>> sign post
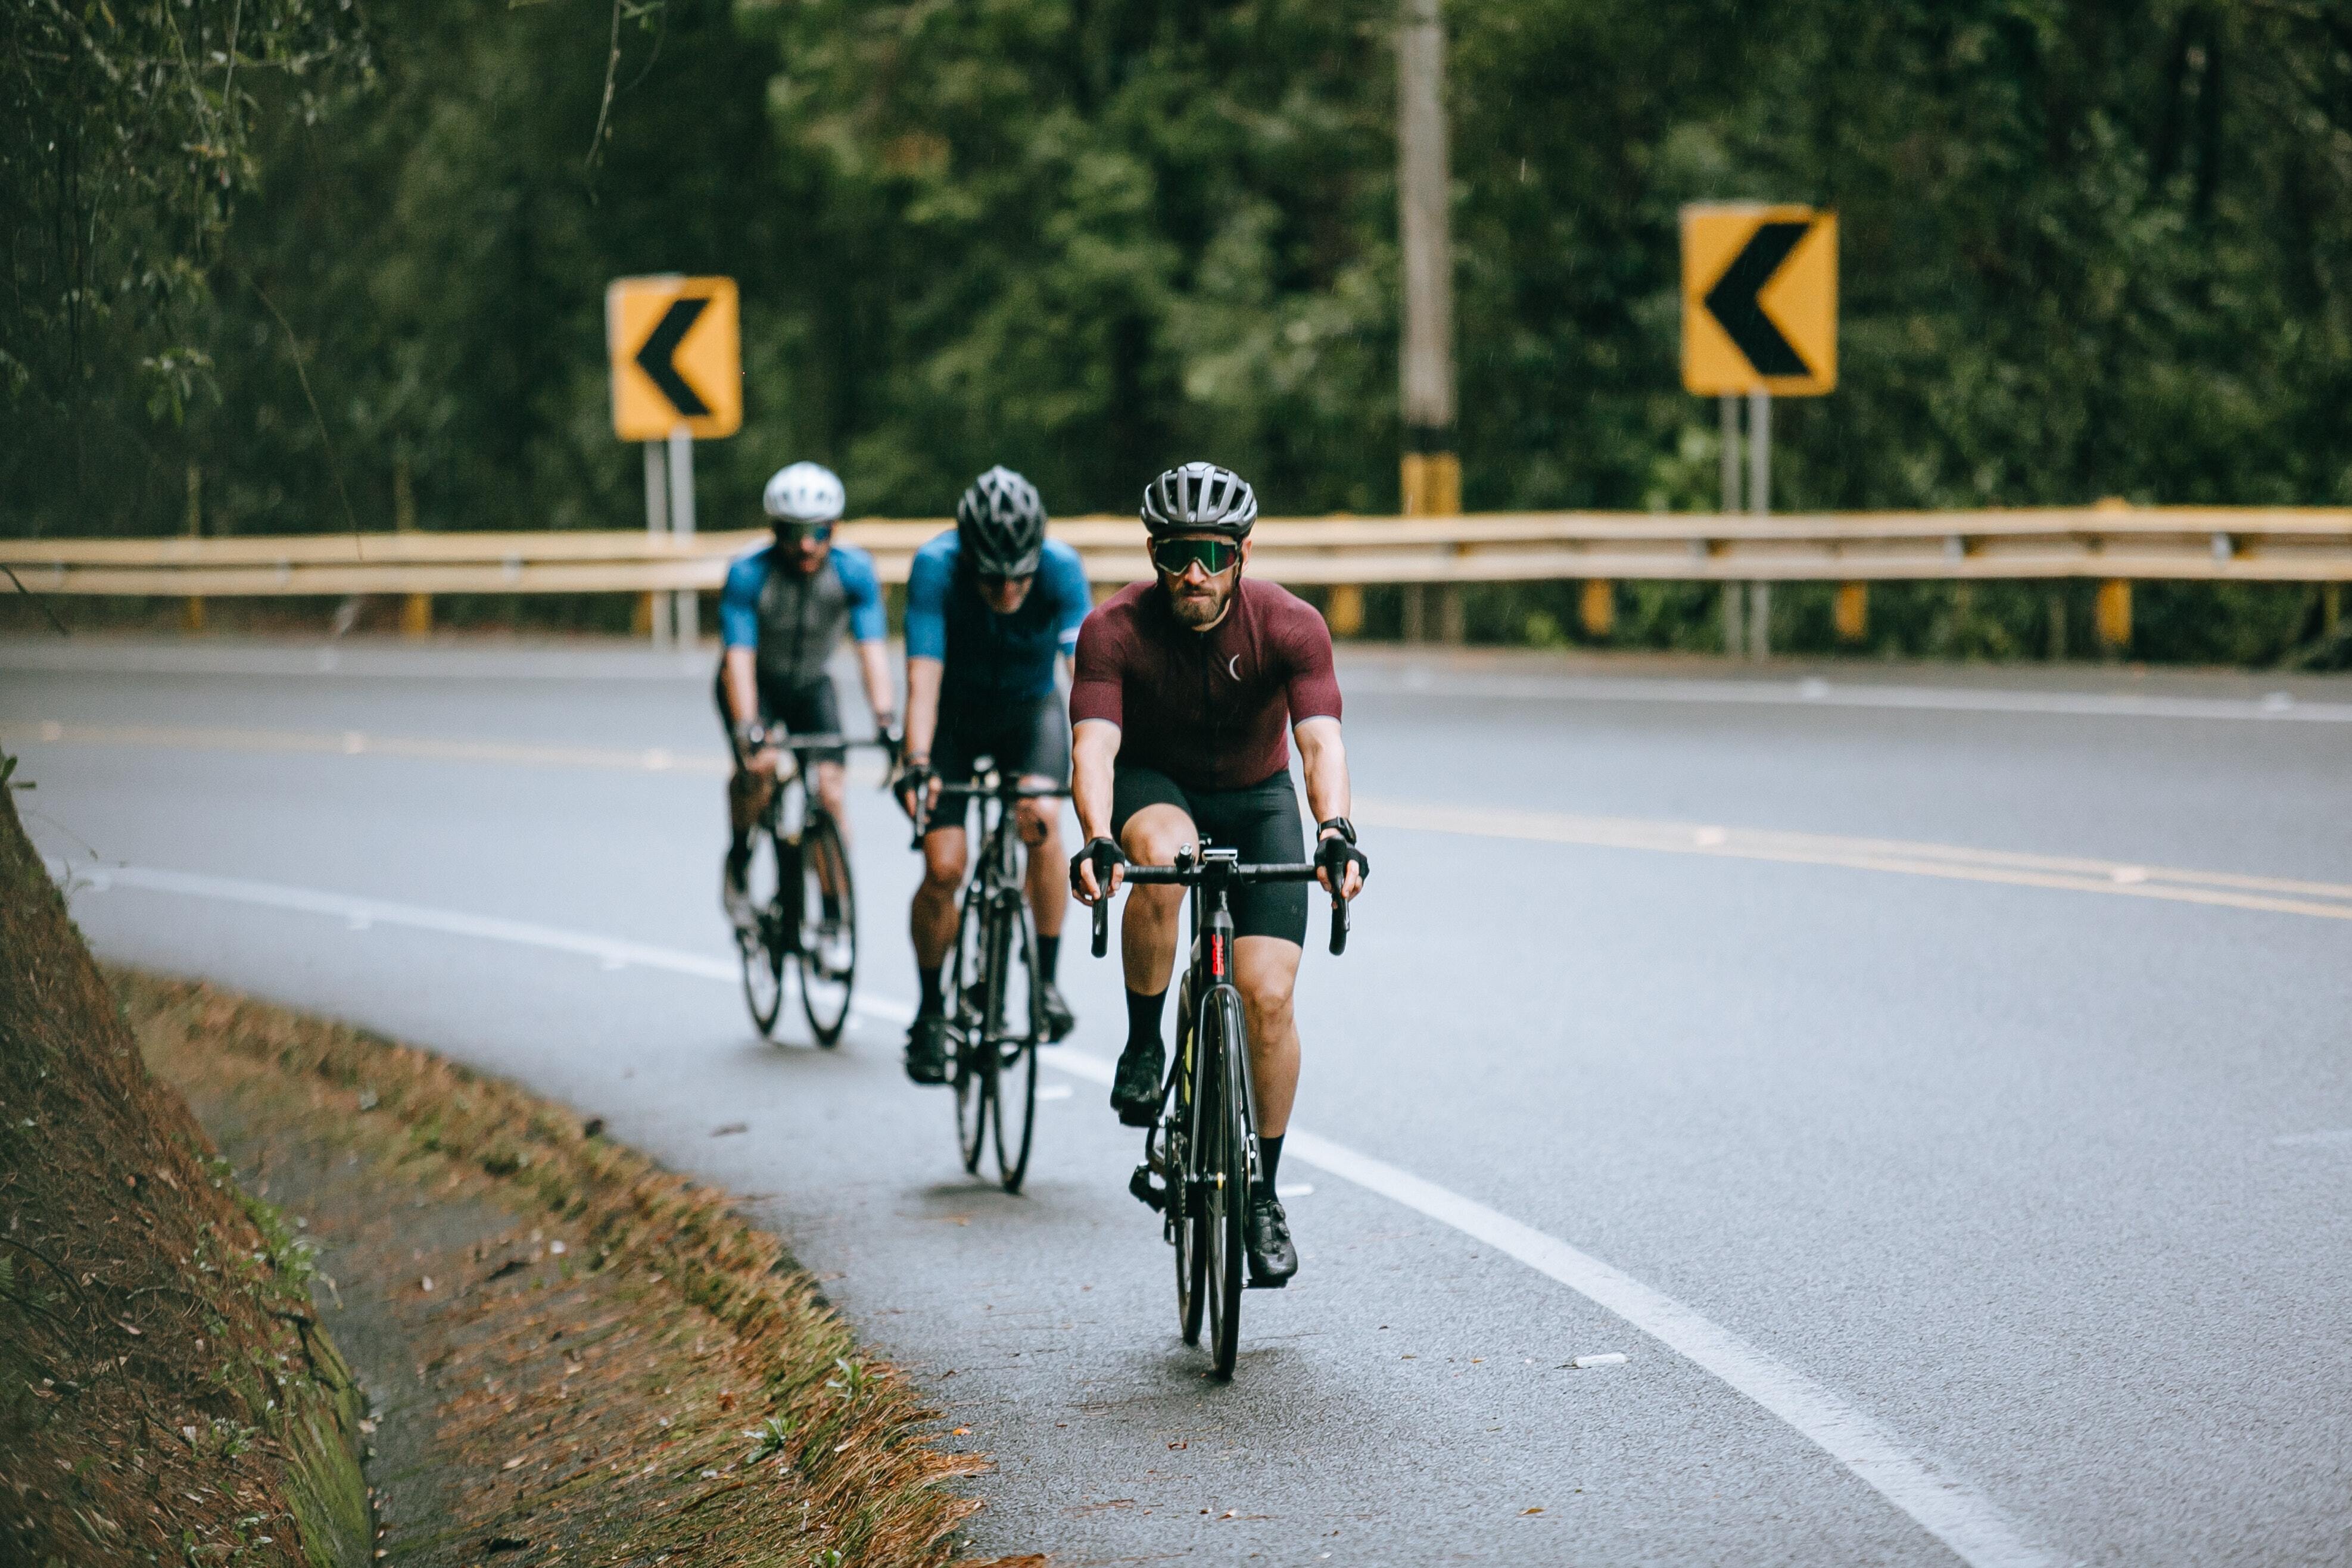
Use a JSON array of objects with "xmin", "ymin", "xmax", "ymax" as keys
[
  {"xmin": 608, "ymin": 275, "xmax": 741, "ymax": 648},
  {"xmin": 1681, "ymin": 204, "xmax": 1836, "ymax": 659}
]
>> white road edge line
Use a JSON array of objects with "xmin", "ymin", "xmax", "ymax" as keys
[{"xmin": 54, "ymin": 858, "xmax": 2054, "ymax": 1568}]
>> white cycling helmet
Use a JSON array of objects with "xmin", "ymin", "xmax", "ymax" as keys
[{"xmin": 762, "ymin": 462, "xmax": 846, "ymax": 525}]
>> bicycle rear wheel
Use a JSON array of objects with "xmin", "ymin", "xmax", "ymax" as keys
[
  {"xmin": 1202, "ymin": 987, "xmax": 1249, "ymax": 1380},
  {"xmin": 737, "ymin": 830, "xmax": 786, "ymax": 1037},
  {"xmin": 990, "ymin": 902, "xmax": 1041, "ymax": 1193},
  {"xmin": 949, "ymin": 881, "xmax": 992, "ymax": 1173},
  {"xmin": 793, "ymin": 811, "xmax": 855, "ymax": 1047}
]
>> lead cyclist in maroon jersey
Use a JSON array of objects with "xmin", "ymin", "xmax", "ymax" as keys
[{"xmin": 1067, "ymin": 462, "xmax": 1369, "ymax": 1286}]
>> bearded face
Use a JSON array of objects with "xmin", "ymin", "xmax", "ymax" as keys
[{"xmin": 1152, "ymin": 534, "xmax": 1246, "ymax": 629}]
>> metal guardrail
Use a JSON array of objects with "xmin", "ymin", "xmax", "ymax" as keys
[{"xmin": 4, "ymin": 507, "xmax": 2350, "ymax": 596}]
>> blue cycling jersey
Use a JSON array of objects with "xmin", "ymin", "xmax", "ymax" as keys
[
  {"xmin": 718, "ymin": 541, "xmax": 885, "ymax": 690},
  {"xmin": 904, "ymin": 532, "xmax": 1091, "ymax": 702}
]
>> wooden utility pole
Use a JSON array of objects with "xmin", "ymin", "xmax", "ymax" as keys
[{"xmin": 1387, "ymin": 0, "xmax": 1461, "ymax": 642}]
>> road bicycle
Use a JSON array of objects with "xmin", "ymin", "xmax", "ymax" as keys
[
  {"xmin": 1089, "ymin": 843, "xmax": 1348, "ymax": 1380},
  {"xmin": 914, "ymin": 765, "xmax": 1068, "ymax": 1193},
  {"xmin": 736, "ymin": 733, "xmax": 893, "ymax": 1048}
]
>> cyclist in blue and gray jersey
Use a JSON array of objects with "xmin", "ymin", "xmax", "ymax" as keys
[
  {"xmin": 894, "ymin": 466, "xmax": 1091, "ymax": 1084},
  {"xmin": 718, "ymin": 462, "xmax": 898, "ymax": 946}
]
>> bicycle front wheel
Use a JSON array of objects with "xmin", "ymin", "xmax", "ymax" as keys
[
  {"xmin": 737, "ymin": 830, "xmax": 786, "ymax": 1037},
  {"xmin": 793, "ymin": 811, "xmax": 855, "ymax": 1048},
  {"xmin": 949, "ymin": 881, "xmax": 992, "ymax": 1173},
  {"xmin": 1173, "ymin": 997, "xmax": 1206, "ymax": 1347},
  {"xmin": 1202, "ymin": 987, "xmax": 1250, "ymax": 1380},
  {"xmin": 990, "ymin": 902, "xmax": 1041, "ymax": 1193}
]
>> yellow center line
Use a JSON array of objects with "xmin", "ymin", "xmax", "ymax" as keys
[
  {"xmin": 11, "ymin": 720, "xmax": 2345, "ymax": 922},
  {"xmin": 1353, "ymin": 798, "xmax": 2352, "ymax": 921}
]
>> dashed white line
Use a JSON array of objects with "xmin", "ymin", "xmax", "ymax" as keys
[{"xmin": 58, "ymin": 858, "xmax": 2057, "ymax": 1568}]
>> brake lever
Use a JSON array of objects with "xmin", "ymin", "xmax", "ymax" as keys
[
  {"xmin": 1329, "ymin": 893, "xmax": 1350, "ymax": 957},
  {"xmin": 1091, "ymin": 893, "xmax": 1111, "ymax": 958}
]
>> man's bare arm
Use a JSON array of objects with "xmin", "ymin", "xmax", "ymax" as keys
[
  {"xmin": 1295, "ymin": 716, "xmax": 1362, "ymax": 899},
  {"xmin": 903, "ymin": 657, "xmax": 943, "ymax": 762},
  {"xmin": 856, "ymin": 639, "xmax": 896, "ymax": 730},
  {"xmin": 722, "ymin": 646, "xmax": 761, "ymax": 730},
  {"xmin": 1070, "ymin": 718, "xmax": 1123, "ymax": 901}
]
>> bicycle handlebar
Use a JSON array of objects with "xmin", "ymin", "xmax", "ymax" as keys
[
  {"xmin": 905, "ymin": 776, "xmax": 1069, "ymax": 846},
  {"xmin": 1087, "ymin": 859, "xmax": 1352, "ymax": 958}
]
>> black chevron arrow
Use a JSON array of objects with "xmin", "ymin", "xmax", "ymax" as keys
[
  {"xmin": 1702, "ymin": 220, "xmax": 1813, "ymax": 379},
  {"xmin": 634, "ymin": 296, "xmax": 711, "ymax": 417}
]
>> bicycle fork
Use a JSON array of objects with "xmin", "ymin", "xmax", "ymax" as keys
[{"xmin": 1129, "ymin": 899, "xmax": 1261, "ymax": 1226}]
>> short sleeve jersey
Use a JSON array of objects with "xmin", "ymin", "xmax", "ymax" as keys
[
  {"xmin": 1069, "ymin": 577, "xmax": 1342, "ymax": 791},
  {"xmin": 719, "ymin": 541, "xmax": 885, "ymax": 691},
  {"xmin": 903, "ymin": 533, "xmax": 1091, "ymax": 703}
]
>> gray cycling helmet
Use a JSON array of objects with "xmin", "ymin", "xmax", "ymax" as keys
[
  {"xmin": 955, "ymin": 465, "xmax": 1047, "ymax": 576},
  {"xmin": 1141, "ymin": 461, "xmax": 1257, "ymax": 540}
]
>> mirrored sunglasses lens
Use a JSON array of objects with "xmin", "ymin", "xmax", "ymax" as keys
[{"xmin": 1155, "ymin": 540, "xmax": 1233, "ymax": 573}]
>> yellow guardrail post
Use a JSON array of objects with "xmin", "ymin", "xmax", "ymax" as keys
[
  {"xmin": 2093, "ymin": 497, "xmax": 2132, "ymax": 654},
  {"xmin": 2095, "ymin": 578, "xmax": 2133, "ymax": 652},
  {"xmin": 1833, "ymin": 581, "xmax": 1867, "ymax": 643},
  {"xmin": 395, "ymin": 451, "xmax": 432, "ymax": 638},
  {"xmin": 1579, "ymin": 576, "xmax": 1614, "ymax": 639},
  {"xmin": 182, "ymin": 466, "xmax": 205, "ymax": 633}
]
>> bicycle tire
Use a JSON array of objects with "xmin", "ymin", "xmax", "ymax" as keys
[
  {"xmin": 1173, "ymin": 991, "xmax": 1207, "ymax": 1347},
  {"xmin": 793, "ymin": 811, "xmax": 855, "ymax": 1048},
  {"xmin": 1202, "ymin": 988, "xmax": 1250, "ymax": 1379},
  {"xmin": 738, "ymin": 829, "xmax": 786, "ymax": 1037},
  {"xmin": 950, "ymin": 879, "xmax": 992, "ymax": 1173},
  {"xmin": 991, "ymin": 901, "xmax": 1041, "ymax": 1193}
]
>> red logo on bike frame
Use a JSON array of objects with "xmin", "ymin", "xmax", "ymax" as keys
[{"xmin": 1209, "ymin": 933, "xmax": 1228, "ymax": 978}]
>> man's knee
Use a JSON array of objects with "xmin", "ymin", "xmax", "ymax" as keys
[
  {"xmin": 921, "ymin": 839, "xmax": 967, "ymax": 894},
  {"xmin": 730, "ymin": 771, "xmax": 772, "ymax": 818},
  {"xmin": 1239, "ymin": 971, "xmax": 1295, "ymax": 1030},
  {"xmin": 1120, "ymin": 809, "xmax": 1195, "ymax": 868}
]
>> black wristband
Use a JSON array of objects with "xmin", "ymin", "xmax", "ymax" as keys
[{"xmin": 1316, "ymin": 816, "xmax": 1357, "ymax": 844}]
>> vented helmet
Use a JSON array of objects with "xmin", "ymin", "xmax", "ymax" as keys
[
  {"xmin": 1141, "ymin": 462, "xmax": 1257, "ymax": 540},
  {"xmin": 762, "ymin": 462, "xmax": 846, "ymax": 525},
  {"xmin": 955, "ymin": 466, "xmax": 1048, "ymax": 576}
]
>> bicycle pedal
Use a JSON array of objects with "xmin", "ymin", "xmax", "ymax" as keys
[{"xmin": 1127, "ymin": 1165, "xmax": 1167, "ymax": 1212}]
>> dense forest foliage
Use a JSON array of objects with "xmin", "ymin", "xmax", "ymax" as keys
[{"xmin": 6, "ymin": 0, "xmax": 2350, "ymax": 662}]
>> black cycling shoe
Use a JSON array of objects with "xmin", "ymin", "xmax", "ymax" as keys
[
  {"xmin": 1110, "ymin": 1038, "xmax": 1164, "ymax": 1127},
  {"xmin": 1038, "ymin": 979, "xmax": 1076, "ymax": 1042},
  {"xmin": 1245, "ymin": 1193, "xmax": 1298, "ymax": 1287},
  {"xmin": 904, "ymin": 1014, "xmax": 950, "ymax": 1086}
]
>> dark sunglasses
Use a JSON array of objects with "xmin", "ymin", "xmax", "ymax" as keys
[
  {"xmin": 777, "ymin": 521, "xmax": 834, "ymax": 544},
  {"xmin": 1151, "ymin": 538, "xmax": 1239, "ymax": 576},
  {"xmin": 977, "ymin": 569, "xmax": 1035, "ymax": 590}
]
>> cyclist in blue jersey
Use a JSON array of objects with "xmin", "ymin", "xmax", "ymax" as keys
[
  {"xmin": 894, "ymin": 466, "xmax": 1092, "ymax": 1084},
  {"xmin": 718, "ymin": 462, "xmax": 898, "ymax": 952}
]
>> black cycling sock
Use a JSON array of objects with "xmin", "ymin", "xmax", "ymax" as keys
[
  {"xmin": 918, "ymin": 965, "xmax": 945, "ymax": 1017},
  {"xmin": 1257, "ymin": 1134, "xmax": 1285, "ymax": 1201},
  {"xmin": 821, "ymin": 891, "xmax": 842, "ymax": 923},
  {"xmin": 726, "ymin": 833, "xmax": 750, "ymax": 871},
  {"xmin": 1124, "ymin": 987, "xmax": 1167, "ymax": 1052},
  {"xmin": 1035, "ymin": 934, "xmax": 1060, "ymax": 984}
]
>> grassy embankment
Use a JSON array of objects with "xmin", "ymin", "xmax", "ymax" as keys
[{"xmin": 4, "ymin": 770, "xmax": 1002, "ymax": 1564}]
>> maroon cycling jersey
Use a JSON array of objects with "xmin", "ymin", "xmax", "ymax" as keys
[{"xmin": 1070, "ymin": 576, "xmax": 1342, "ymax": 791}]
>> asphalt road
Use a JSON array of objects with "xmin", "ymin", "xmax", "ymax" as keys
[{"xmin": 6, "ymin": 635, "xmax": 2350, "ymax": 1567}]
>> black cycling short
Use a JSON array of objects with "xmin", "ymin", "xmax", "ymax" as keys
[
  {"xmin": 1110, "ymin": 764, "xmax": 1307, "ymax": 944},
  {"xmin": 711, "ymin": 665, "xmax": 845, "ymax": 767},
  {"xmin": 924, "ymin": 690, "xmax": 1071, "ymax": 837}
]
